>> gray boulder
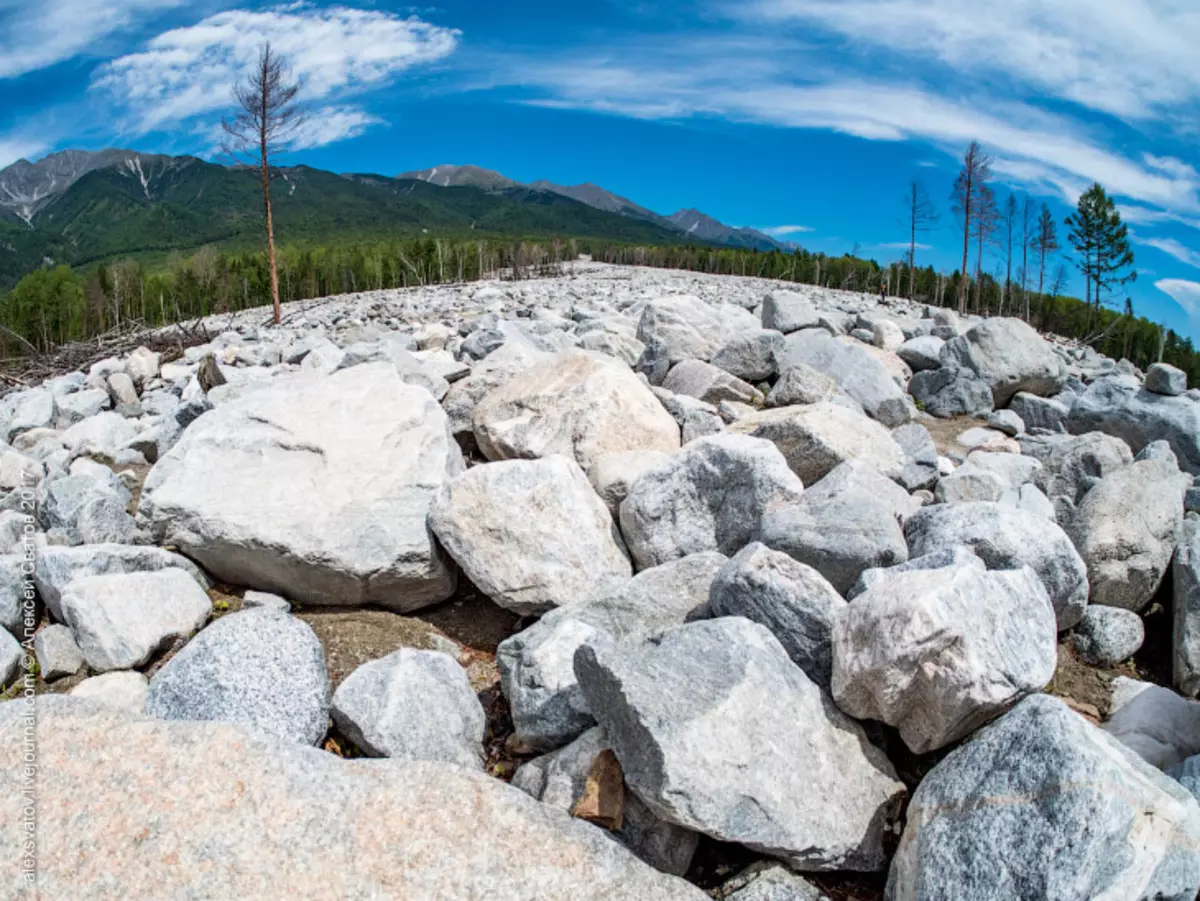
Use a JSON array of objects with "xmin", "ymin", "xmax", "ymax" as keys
[
  {"xmin": 711, "ymin": 329, "xmax": 785, "ymax": 382},
  {"xmin": 1010, "ymin": 391, "xmax": 1069, "ymax": 432},
  {"xmin": 766, "ymin": 364, "xmax": 841, "ymax": 408},
  {"xmin": 0, "ymin": 627, "xmax": 23, "ymax": 686},
  {"xmin": 33, "ymin": 624, "xmax": 84, "ymax": 681},
  {"xmin": 908, "ymin": 367, "xmax": 994, "ymax": 418},
  {"xmin": 718, "ymin": 863, "xmax": 828, "ymax": 901},
  {"xmin": 1026, "ymin": 431, "xmax": 1134, "ymax": 510},
  {"xmin": 892, "ymin": 422, "xmax": 939, "ymax": 492},
  {"xmin": 662, "ymin": 360, "xmax": 763, "ymax": 406},
  {"xmin": 498, "ymin": 554, "xmax": 726, "ymax": 751},
  {"xmin": 1072, "ymin": 605, "xmax": 1145, "ymax": 667},
  {"xmin": 940, "ymin": 318, "xmax": 1067, "ymax": 407},
  {"xmin": 636, "ymin": 295, "xmax": 755, "ymax": 382},
  {"xmin": 1147, "ymin": 362, "xmax": 1189, "ymax": 397},
  {"xmin": 905, "ymin": 502, "xmax": 1089, "ymax": 630},
  {"xmin": 145, "ymin": 608, "xmax": 330, "ymax": 745},
  {"xmin": 142, "ymin": 363, "xmax": 463, "ymax": 611},
  {"xmin": 761, "ymin": 291, "xmax": 820, "ymax": 334},
  {"xmin": 69, "ymin": 670, "xmax": 148, "ymax": 713},
  {"xmin": 1177, "ymin": 519, "xmax": 1200, "ymax": 697},
  {"xmin": 331, "ymin": 649, "xmax": 485, "ymax": 768},
  {"xmin": 706, "ymin": 542, "xmax": 845, "ymax": 689},
  {"xmin": 848, "ymin": 545, "xmax": 981, "ymax": 600},
  {"xmin": 1068, "ymin": 376, "xmax": 1200, "ymax": 475},
  {"xmin": 619, "ymin": 434, "xmax": 804, "ymax": 570},
  {"xmin": 0, "ymin": 699, "xmax": 707, "ymax": 900},
  {"xmin": 887, "ymin": 694, "xmax": 1200, "ymax": 901},
  {"xmin": 1068, "ymin": 459, "xmax": 1190, "ymax": 611},
  {"xmin": 575, "ymin": 618, "xmax": 906, "ymax": 871},
  {"xmin": 588, "ymin": 450, "xmax": 673, "ymax": 517},
  {"xmin": 431, "ymin": 456, "xmax": 631, "ymax": 615},
  {"xmin": 986, "ymin": 409, "xmax": 1024, "ymax": 436},
  {"xmin": 60, "ymin": 570, "xmax": 212, "ymax": 672},
  {"xmin": 53, "ymin": 388, "xmax": 112, "ymax": 428},
  {"xmin": 651, "ymin": 387, "xmax": 725, "ymax": 443},
  {"xmin": 776, "ymin": 330, "xmax": 912, "ymax": 427},
  {"xmin": 897, "ymin": 336, "xmax": 945, "ymax": 372},
  {"xmin": 833, "ymin": 559, "xmax": 1057, "ymax": 753}
]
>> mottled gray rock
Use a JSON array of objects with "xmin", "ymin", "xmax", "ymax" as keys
[
  {"xmin": 777, "ymin": 329, "xmax": 913, "ymax": 427},
  {"xmin": 1136, "ymin": 438, "xmax": 1180, "ymax": 467},
  {"xmin": 760, "ymin": 463, "xmax": 911, "ymax": 595},
  {"xmin": 986, "ymin": 409, "xmax": 1024, "ymax": 436},
  {"xmin": 6, "ymin": 387, "xmax": 55, "ymax": 441},
  {"xmin": 1147, "ymin": 362, "xmax": 1189, "ymax": 397},
  {"xmin": 636, "ymin": 295, "xmax": 755, "ymax": 382},
  {"xmin": 663, "ymin": 360, "xmax": 763, "ymax": 406},
  {"xmin": 707, "ymin": 542, "xmax": 845, "ymax": 689},
  {"xmin": 0, "ymin": 627, "xmax": 20, "ymax": 686},
  {"xmin": 69, "ymin": 670, "xmax": 149, "ymax": 712},
  {"xmin": 498, "ymin": 554, "xmax": 726, "ymax": 751},
  {"xmin": 896, "ymin": 336, "xmax": 945, "ymax": 372},
  {"xmin": 146, "ymin": 608, "xmax": 329, "ymax": 745},
  {"xmin": 761, "ymin": 290, "xmax": 820, "ymax": 334},
  {"xmin": 718, "ymin": 863, "xmax": 828, "ymax": 901},
  {"xmin": 0, "ymin": 699, "xmax": 707, "ymax": 900},
  {"xmin": 60, "ymin": 569, "xmax": 212, "ymax": 672},
  {"xmin": 888, "ymin": 694, "xmax": 1200, "ymax": 901},
  {"xmin": 711, "ymin": 329, "xmax": 785, "ymax": 382},
  {"xmin": 1176, "ymin": 519, "xmax": 1200, "ymax": 697},
  {"xmin": 766, "ymin": 363, "xmax": 840, "ymax": 407},
  {"xmin": 848, "ymin": 545, "xmax": 981, "ymax": 600},
  {"xmin": 1105, "ymin": 677, "xmax": 1200, "ymax": 769},
  {"xmin": 729, "ymin": 402, "xmax": 905, "ymax": 486},
  {"xmin": 473, "ymin": 351, "xmax": 680, "ymax": 471},
  {"xmin": 242, "ymin": 589, "xmax": 290, "ymax": 611},
  {"xmin": 33, "ymin": 624, "xmax": 84, "ymax": 681},
  {"xmin": 892, "ymin": 422, "xmax": 939, "ymax": 491},
  {"xmin": 431, "ymin": 456, "xmax": 631, "ymax": 615},
  {"xmin": 1072, "ymin": 605, "xmax": 1145, "ymax": 667},
  {"xmin": 905, "ymin": 502, "xmax": 1089, "ymax": 630},
  {"xmin": 934, "ymin": 468, "xmax": 1006, "ymax": 504},
  {"xmin": 0, "ymin": 556, "xmax": 32, "ymax": 636},
  {"xmin": 652, "ymin": 387, "xmax": 725, "ymax": 443},
  {"xmin": 331, "ymin": 649, "xmax": 485, "ymax": 768},
  {"xmin": 443, "ymin": 341, "xmax": 546, "ymax": 438},
  {"xmin": 576, "ymin": 618, "xmax": 906, "ymax": 871},
  {"xmin": 833, "ymin": 561, "xmax": 1057, "ymax": 753},
  {"xmin": 908, "ymin": 367, "xmax": 994, "ymax": 418},
  {"xmin": 1068, "ymin": 376, "xmax": 1200, "ymax": 475},
  {"xmin": 53, "ymin": 388, "xmax": 112, "ymax": 428},
  {"xmin": 1025, "ymin": 430, "xmax": 1134, "ymax": 512},
  {"xmin": 513, "ymin": 727, "xmax": 700, "ymax": 876},
  {"xmin": 1009, "ymin": 391, "xmax": 1069, "ymax": 432},
  {"xmin": 940, "ymin": 318, "xmax": 1067, "ymax": 407},
  {"xmin": 142, "ymin": 363, "xmax": 463, "ymax": 611},
  {"xmin": 619, "ymin": 433, "xmax": 804, "ymax": 569},
  {"xmin": 1068, "ymin": 459, "xmax": 1190, "ymax": 611}
]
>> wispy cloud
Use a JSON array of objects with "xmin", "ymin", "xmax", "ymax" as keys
[
  {"xmin": 878, "ymin": 242, "xmax": 931, "ymax": 250},
  {"xmin": 1139, "ymin": 235, "xmax": 1200, "ymax": 269},
  {"xmin": 761, "ymin": 224, "xmax": 812, "ymax": 236},
  {"xmin": 1157, "ymin": 278, "xmax": 1200, "ymax": 319},
  {"xmin": 0, "ymin": 133, "xmax": 51, "ymax": 169},
  {"xmin": 93, "ymin": 5, "xmax": 460, "ymax": 146}
]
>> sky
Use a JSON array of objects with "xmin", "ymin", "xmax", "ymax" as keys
[{"xmin": 2, "ymin": 1, "xmax": 1200, "ymax": 341}]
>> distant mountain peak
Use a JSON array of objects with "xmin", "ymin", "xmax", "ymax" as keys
[{"xmin": 396, "ymin": 164, "xmax": 519, "ymax": 191}]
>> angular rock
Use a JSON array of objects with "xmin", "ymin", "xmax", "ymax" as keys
[
  {"xmin": 1068, "ymin": 459, "xmax": 1190, "ymax": 611},
  {"xmin": 142, "ymin": 363, "xmax": 463, "ymax": 611},
  {"xmin": 832, "ymin": 561, "xmax": 1057, "ymax": 753},
  {"xmin": 619, "ymin": 434, "xmax": 804, "ymax": 570},
  {"xmin": 986, "ymin": 409, "xmax": 1024, "ymax": 436},
  {"xmin": 766, "ymin": 363, "xmax": 840, "ymax": 408},
  {"xmin": 707, "ymin": 542, "xmax": 846, "ymax": 689},
  {"xmin": 1009, "ymin": 391, "xmax": 1069, "ymax": 432},
  {"xmin": 888, "ymin": 694, "xmax": 1200, "ymax": 901},
  {"xmin": 61, "ymin": 569, "xmax": 212, "ymax": 672},
  {"xmin": 145, "ymin": 607, "xmax": 329, "ymax": 745},
  {"xmin": 1176, "ymin": 519, "xmax": 1200, "ymax": 697},
  {"xmin": 662, "ymin": 359, "xmax": 763, "ymax": 406},
  {"xmin": 940, "ymin": 318, "xmax": 1067, "ymax": 407},
  {"xmin": 1072, "ymin": 605, "xmax": 1145, "ymax": 667},
  {"xmin": 331, "ymin": 649, "xmax": 485, "ymax": 768},
  {"xmin": 892, "ymin": 422, "xmax": 939, "ymax": 492},
  {"xmin": 0, "ymin": 627, "xmax": 20, "ymax": 686},
  {"xmin": 1068, "ymin": 375, "xmax": 1200, "ymax": 475},
  {"xmin": 69, "ymin": 670, "xmax": 149, "ymax": 712},
  {"xmin": 1026, "ymin": 431, "xmax": 1133, "ymax": 509},
  {"xmin": 53, "ymin": 388, "xmax": 112, "ymax": 428},
  {"xmin": 33, "ymin": 623, "xmax": 84, "ymax": 681},
  {"xmin": 0, "ymin": 699, "xmax": 707, "ymax": 900},
  {"xmin": 652, "ymin": 388, "xmax": 725, "ymax": 443},
  {"xmin": 777, "ymin": 329, "xmax": 912, "ymax": 427},
  {"xmin": 718, "ymin": 862, "xmax": 827, "ymax": 901},
  {"xmin": 1147, "ymin": 362, "xmax": 1189, "ymax": 397},
  {"xmin": 636, "ymin": 295, "xmax": 754, "ymax": 381},
  {"xmin": 711, "ymin": 329, "xmax": 785, "ymax": 382},
  {"xmin": 908, "ymin": 367, "xmax": 994, "ymax": 418},
  {"xmin": 575, "ymin": 618, "xmax": 906, "ymax": 871},
  {"xmin": 473, "ymin": 351, "xmax": 680, "ymax": 470},
  {"xmin": 588, "ymin": 451, "xmax": 673, "ymax": 516},
  {"xmin": 896, "ymin": 336, "xmax": 944, "ymax": 372},
  {"xmin": 431, "ymin": 456, "xmax": 631, "ymax": 615},
  {"xmin": 761, "ymin": 290, "xmax": 820, "ymax": 334},
  {"xmin": 905, "ymin": 502, "xmax": 1089, "ymax": 630},
  {"xmin": 729, "ymin": 401, "xmax": 905, "ymax": 485},
  {"xmin": 1105, "ymin": 677, "xmax": 1200, "ymax": 769}
]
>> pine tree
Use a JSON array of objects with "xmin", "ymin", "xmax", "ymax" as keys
[{"xmin": 1066, "ymin": 183, "xmax": 1135, "ymax": 332}]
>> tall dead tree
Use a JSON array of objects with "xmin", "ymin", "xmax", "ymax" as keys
[
  {"xmin": 1002, "ymin": 193, "xmax": 1017, "ymax": 315},
  {"xmin": 903, "ymin": 180, "xmax": 938, "ymax": 300},
  {"xmin": 223, "ymin": 43, "xmax": 305, "ymax": 324},
  {"xmin": 951, "ymin": 141, "xmax": 994, "ymax": 315},
  {"xmin": 972, "ymin": 183, "xmax": 999, "ymax": 313},
  {"xmin": 1020, "ymin": 196, "xmax": 1035, "ymax": 320}
]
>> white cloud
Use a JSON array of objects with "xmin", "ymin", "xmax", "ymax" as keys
[
  {"xmin": 761, "ymin": 224, "xmax": 812, "ymax": 236},
  {"xmin": 1140, "ymin": 236, "xmax": 1200, "ymax": 269},
  {"xmin": 878, "ymin": 242, "xmax": 932, "ymax": 250},
  {"xmin": 286, "ymin": 106, "xmax": 384, "ymax": 150},
  {"xmin": 1157, "ymin": 278, "xmax": 1200, "ymax": 319},
  {"xmin": 0, "ymin": 0, "xmax": 189, "ymax": 78},
  {"xmin": 94, "ymin": 5, "xmax": 460, "ymax": 139},
  {"xmin": 0, "ymin": 134, "xmax": 51, "ymax": 169}
]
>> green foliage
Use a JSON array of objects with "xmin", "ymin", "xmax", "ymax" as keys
[{"xmin": 1066, "ymin": 183, "xmax": 1136, "ymax": 324}]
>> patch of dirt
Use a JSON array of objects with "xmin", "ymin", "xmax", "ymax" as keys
[{"xmin": 916, "ymin": 412, "xmax": 988, "ymax": 457}]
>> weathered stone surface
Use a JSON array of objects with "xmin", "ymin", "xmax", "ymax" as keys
[
  {"xmin": 760, "ymin": 463, "xmax": 911, "ymax": 595},
  {"xmin": 576, "ymin": 618, "xmax": 906, "ymax": 871},
  {"xmin": 513, "ymin": 726, "xmax": 700, "ymax": 876},
  {"xmin": 60, "ymin": 569, "xmax": 212, "ymax": 672},
  {"xmin": 711, "ymin": 329, "xmax": 785, "ymax": 382},
  {"xmin": 777, "ymin": 329, "xmax": 912, "ymax": 427},
  {"xmin": 443, "ymin": 341, "xmax": 547, "ymax": 438},
  {"xmin": 729, "ymin": 401, "xmax": 905, "ymax": 485},
  {"xmin": 662, "ymin": 359, "xmax": 763, "ymax": 406},
  {"xmin": 1010, "ymin": 391, "xmax": 1069, "ymax": 432},
  {"xmin": 833, "ymin": 561, "xmax": 1057, "ymax": 753},
  {"xmin": 1105, "ymin": 677, "xmax": 1200, "ymax": 769},
  {"xmin": 896, "ymin": 336, "xmax": 945, "ymax": 372},
  {"xmin": 1068, "ymin": 459, "xmax": 1190, "ymax": 611},
  {"xmin": 498, "ymin": 553, "xmax": 726, "ymax": 751},
  {"xmin": 619, "ymin": 434, "xmax": 805, "ymax": 570},
  {"xmin": 431, "ymin": 456, "xmax": 631, "ymax": 615},
  {"xmin": 652, "ymin": 387, "xmax": 725, "ymax": 443},
  {"xmin": 588, "ymin": 450, "xmax": 673, "ymax": 517},
  {"xmin": 33, "ymin": 623, "xmax": 84, "ymax": 681},
  {"xmin": 940, "ymin": 318, "xmax": 1067, "ymax": 407},
  {"xmin": 331, "ymin": 649, "xmax": 485, "ymax": 768},
  {"xmin": 473, "ymin": 351, "xmax": 680, "ymax": 470},
  {"xmin": 53, "ymin": 388, "xmax": 112, "ymax": 428},
  {"xmin": 717, "ymin": 862, "xmax": 830, "ymax": 901},
  {"xmin": 142, "ymin": 363, "xmax": 463, "ymax": 611},
  {"xmin": 888, "ymin": 694, "xmax": 1200, "ymax": 901},
  {"xmin": 1147, "ymin": 362, "xmax": 1189, "ymax": 397},
  {"xmin": 69, "ymin": 670, "xmax": 149, "ymax": 712},
  {"xmin": 146, "ymin": 608, "xmax": 329, "ymax": 745},
  {"xmin": 0, "ymin": 627, "xmax": 19, "ymax": 686},
  {"xmin": 1068, "ymin": 375, "xmax": 1200, "ymax": 475},
  {"xmin": 986, "ymin": 408, "xmax": 1024, "ymax": 436},
  {"xmin": 766, "ymin": 363, "xmax": 840, "ymax": 408},
  {"xmin": 707, "ymin": 542, "xmax": 845, "ymax": 689},
  {"xmin": 1025, "ymin": 431, "xmax": 1133, "ymax": 512},
  {"xmin": 908, "ymin": 367, "xmax": 994, "ymax": 418},
  {"xmin": 636, "ymin": 295, "xmax": 755, "ymax": 382},
  {"xmin": 892, "ymin": 422, "xmax": 939, "ymax": 492},
  {"xmin": 905, "ymin": 502, "xmax": 1089, "ymax": 630},
  {"xmin": 1176, "ymin": 519, "xmax": 1200, "ymax": 697},
  {"xmin": 0, "ymin": 699, "xmax": 706, "ymax": 900},
  {"xmin": 1072, "ymin": 605, "xmax": 1145, "ymax": 667},
  {"xmin": 761, "ymin": 291, "xmax": 820, "ymax": 334}
]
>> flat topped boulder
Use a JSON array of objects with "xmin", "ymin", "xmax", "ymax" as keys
[
  {"xmin": 1068, "ymin": 375, "xmax": 1200, "ymax": 475},
  {"xmin": 141, "ymin": 363, "xmax": 463, "ymax": 612},
  {"xmin": 473, "ymin": 351, "xmax": 680, "ymax": 470},
  {"xmin": 940, "ymin": 317, "xmax": 1067, "ymax": 407}
]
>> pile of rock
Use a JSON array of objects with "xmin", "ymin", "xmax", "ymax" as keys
[{"xmin": 1, "ymin": 261, "xmax": 1199, "ymax": 900}]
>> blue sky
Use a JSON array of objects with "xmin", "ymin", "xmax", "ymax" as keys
[{"xmin": 2, "ymin": 1, "xmax": 1200, "ymax": 341}]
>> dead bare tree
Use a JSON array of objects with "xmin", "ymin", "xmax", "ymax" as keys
[
  {"xmin": 903, "ymin": 180, "xmax": 938, "ymax": 300},
  {"xmin": 951, "ymin": 141, "xmax": 993, "ymax": 315},
  {"xmin": 1020, "ymin": 196, "xmax": 1035, "ymax": 320},
  {"xmin": 972, "ymin": 183, "xmax": 999, "ymax": 313},
  {"xmin": 222, "ymin": 43, "xmax": 305, "ymax": 325},
  {"xmin": 1002, "ymin": 193, "xmax": 1017, "ymax": 315}
]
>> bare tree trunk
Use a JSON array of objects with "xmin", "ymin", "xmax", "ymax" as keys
[{"xmin": 260, "ymin": 151, "xmax": 281, "ymax": 324}]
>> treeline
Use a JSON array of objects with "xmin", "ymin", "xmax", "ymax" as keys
[{"xmin": 1, "ymin": 237, "xmax": 1196, "ymax": 385}]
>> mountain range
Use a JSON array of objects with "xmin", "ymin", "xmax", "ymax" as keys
[{"xmin": 0, "ymin": 150, "xmax": 798, "ymax": 290}]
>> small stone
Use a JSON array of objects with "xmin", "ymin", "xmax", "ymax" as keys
[
  {"xmin": 69, "ymin": 670, "xmax": 149, "ymax": 713},
  {"xmin": 1072, "ymin": 605, "xmax": 1145, "ymax": 667},
  {"xmin": 34, "ymin": 624, "xmax": 84, "ymax": 681},
  {"xmin": 1146, "ymin": 362, "xmax": 1188, "ymax": 397}
]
